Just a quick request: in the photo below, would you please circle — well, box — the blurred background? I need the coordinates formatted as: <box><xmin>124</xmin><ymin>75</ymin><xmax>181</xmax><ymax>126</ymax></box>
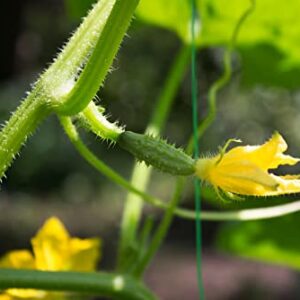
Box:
<box><xmin>1</xmin><ymin>0</ymin><xmax>300</xmax><ymax>299</ymax></box>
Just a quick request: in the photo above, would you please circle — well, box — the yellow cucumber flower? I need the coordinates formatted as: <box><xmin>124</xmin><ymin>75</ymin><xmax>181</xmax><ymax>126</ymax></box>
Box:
<box><xmin>196</xmin><ymin>132</ymin><xmax>300</xmax><ymax>196</ymax></box>
<box><xmin>0</xmin><ymin>217</ymin><xmax>101</xmax><ymax>300</ymax></box>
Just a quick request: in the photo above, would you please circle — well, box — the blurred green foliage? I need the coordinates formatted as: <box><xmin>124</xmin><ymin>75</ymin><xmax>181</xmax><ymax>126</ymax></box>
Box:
<box><xmin>138</xmin><ymin>0</ymin><xmax>300</xmax><ymax>88</ymax></box>
<box><xmin>136</xmin><ymin>0</ymin><xmax>300</xmax><ymax>63</ymax></box>
<box><xmin>65</xmin><ymin>0</ymin><xmax>300</xmax><ymax>89</ymax></box>
<box><xmin>199</xmin><ymin>0</ymin><xmax>300</xmax><ymax>88</ymax></box>
<box><xmin>136</xmin><ymin>0</ymin><xmax>191</xmax><ymax>44</ymax></box>
<box><xmin>240</xmin><ymin>44</ymin><xmax>300</xmax><ymax>89</ymax></box>
<box><xmin>217</xmin><ymin>214</ymin><xmax>300</xmax><ymax>270</ymax></box>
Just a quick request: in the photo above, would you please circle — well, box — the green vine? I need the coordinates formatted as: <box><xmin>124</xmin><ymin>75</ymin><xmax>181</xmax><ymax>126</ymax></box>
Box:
<box><xmin>0</xmin><ymin>269</ymin><xmax>157</xmax><ymax>300</ymax></box>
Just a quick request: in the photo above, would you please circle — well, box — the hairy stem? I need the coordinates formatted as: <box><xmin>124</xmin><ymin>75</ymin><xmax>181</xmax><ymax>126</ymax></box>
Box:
<box><xmin>42</xmin><ymin>0</ymin><xmax>115</xmax><ymax>91</ymax></box>
<box><xmin>0</xmin><ymin>269</ymin><xmax>157</xmax><ymax>300</ymax></box>
<box><xmin>0</xmin><ymin>89</ymin><xmax>49</xmax><ymax>180</ymax></box>
<box><xmin>57</xmin><ymin>0</ymin><xmax>140</xmax><ymax>115</ymax></box>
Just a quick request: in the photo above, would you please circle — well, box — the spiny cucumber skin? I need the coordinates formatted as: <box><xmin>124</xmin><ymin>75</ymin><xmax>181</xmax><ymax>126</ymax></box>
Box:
<box><xmin>117</xmin><ymin>131</ymin><xmax>196</xmax><ymax>176</ymax></box>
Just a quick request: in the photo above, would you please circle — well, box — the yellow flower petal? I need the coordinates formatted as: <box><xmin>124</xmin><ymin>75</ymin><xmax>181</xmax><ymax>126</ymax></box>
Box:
<box><xmin>32</xmin><ymin>217</ymin><xmax>101</xmax><ymax>272</ymax></box>
<box><xmin>196</xmin><ymin>156</ymin><xmax>279</xmax><ymax>195</ymax></box>
<box><xmin>196</xmin><ymin>133</ymin><xmax>300</xmax><ymax>196</ymax></box>
<box><xmin>67</xmin><ymin>238</ymin><xmax>101</xmax><ymax>271</ymax></box>
<box><xmin>223</xmin><ymin>132</ymin><xmax>299</xmax><ymax>170</ymax></box>
<box><xmin>209</xmin><ymin>161</ymin><xmax>279</xmax><ymax>195</ymax></box>
<box><xmin>31</xmin><ymin>217</ymin><xmax>70</xmax><ymax>271</ymax></box>
<box><xmin>262</xmin><ymin>175</ymin><xmax>300</xmax><ymax>196</ymax></box>
<box><xmin>5</xmin><ymin>288</ymin><xmax>46</xmax><ymax>299</ymax></box>
<box><xmin>0</xmin><ymin>295</ymin><xmax>11</xmax><ymax>300</ymax></box>
<box><xmin>0</xmin><ymin>250</ymin><xmax>35</xmax><ymax>269</ymax></box>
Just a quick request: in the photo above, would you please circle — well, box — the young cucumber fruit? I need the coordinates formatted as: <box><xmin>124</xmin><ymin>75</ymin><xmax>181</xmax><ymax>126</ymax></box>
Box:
<box><xmin>117</xmin><ymin>131</ymin><xmax>196</xmax><ymax>176</ymax></box>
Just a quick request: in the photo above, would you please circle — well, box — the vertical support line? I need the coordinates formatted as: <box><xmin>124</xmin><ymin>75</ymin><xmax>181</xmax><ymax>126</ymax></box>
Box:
<box><xmin>190</xmin><ymin>0</ymin><xmax>205</xmax><ymax>299</ymax></box>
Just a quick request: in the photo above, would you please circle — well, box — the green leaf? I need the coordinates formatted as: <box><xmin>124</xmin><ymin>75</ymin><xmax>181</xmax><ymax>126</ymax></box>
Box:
<box><xmin>239</xmin><ymin>44</ymin><xmax>300</xmax><ymax>89</ymax></box>
<box><xmin>136</xmin><ymin>0</ymin><xmax>192</xmax><ymax>44</ymax></box>
<box><xmin>199</xmin><ymin>0</ymin><xmax>300</xmax><ymax>62</ymax></box>
<box><xmin>199</xmin><ymin>0</ymin><xmax>300</xmax><ymax>88</ymax></box>
<box><xmin>217</xmin><ymin>214</ymin><xmax>300</xmax><ymax>270</ymax></box>
<box><xmin>136</xmin><ymin>0</ymin><xmax>300</xmax><ymax>88</ymax></box>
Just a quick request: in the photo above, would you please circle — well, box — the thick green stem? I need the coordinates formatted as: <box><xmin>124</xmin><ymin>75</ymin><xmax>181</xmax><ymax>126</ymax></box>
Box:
<box><xmin>117</xmin><ymin>45</ymin><xmax>190</xmax><ymax>270</ymax></box>
<box><xmin>0</xmin><ymin>269</ymin><xmax>157</xmax><ymax>300</ymax></box>
<box><xmin>0</xmin><ymin>89</ymin><xmax>49</xmax><ymax>180</ymax></box>
<box><xmin>0</xmin><ymin>0</ymin><xmax>136</xmax><ymax>181</ymax></box>
<box><xmin>57</xmin><ymin>0</ymin><xmax>140</xmax><ymax>115</ymax></box>
<box><xmin>42</xmin><ymin>0</ymin><xmax>115</xmax><ymax>92</ymax></box>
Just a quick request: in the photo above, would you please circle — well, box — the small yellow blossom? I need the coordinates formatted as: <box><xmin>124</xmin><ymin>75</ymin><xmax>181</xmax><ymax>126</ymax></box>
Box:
<box><xmin>196</xmin><ymin>132</ymin><xmax>300</xmax><ymax>196</ymax></box>
<box><xmin>0</xmin><ymin>217</ymin><xmax>101</xmax><ymax>299</ymax></box>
